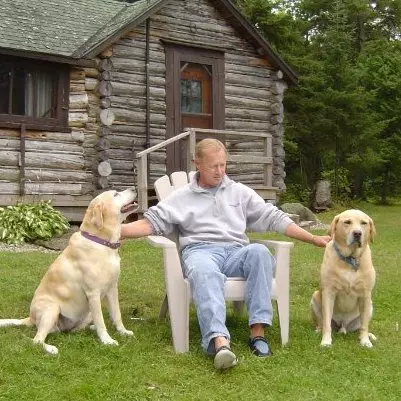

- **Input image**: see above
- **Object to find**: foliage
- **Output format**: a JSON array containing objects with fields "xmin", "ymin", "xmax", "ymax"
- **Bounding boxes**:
[
  {"xmin": 236, "ymin": 0, "xmax": 401, "ymax": 204},
  {"xmin": 0, "ymin": 201, "xmax": 69, "ymax": 244},
  {"xmin": 320, "ymin": 167, "xmax": 352, "ymax": 203}
]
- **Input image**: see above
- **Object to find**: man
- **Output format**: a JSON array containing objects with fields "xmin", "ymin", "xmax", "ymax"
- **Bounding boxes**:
[{"xmin": 121, "ymin": 138, "xmax": 330, "ymax": 370}]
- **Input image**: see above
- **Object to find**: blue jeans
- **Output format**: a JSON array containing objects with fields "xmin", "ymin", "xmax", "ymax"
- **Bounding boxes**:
[{"xmin": 180, "ymin": 242, "xmax": 275, "ymax": 353}]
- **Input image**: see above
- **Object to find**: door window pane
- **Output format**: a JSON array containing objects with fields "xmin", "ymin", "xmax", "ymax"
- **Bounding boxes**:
[{"xmin": 181, "ymin": 79, "xmax": 202, "ymax": 113}]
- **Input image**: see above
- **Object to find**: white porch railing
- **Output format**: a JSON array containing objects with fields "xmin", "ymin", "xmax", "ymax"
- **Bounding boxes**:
[{"xmin": 136, "ymin": 128, "xmax": 276, "ymax": 212}]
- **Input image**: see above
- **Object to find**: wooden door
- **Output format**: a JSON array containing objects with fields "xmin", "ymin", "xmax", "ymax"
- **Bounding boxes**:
[{"xmin": 165, "ymin": 45, "xmax": 225, "ymax": 173}]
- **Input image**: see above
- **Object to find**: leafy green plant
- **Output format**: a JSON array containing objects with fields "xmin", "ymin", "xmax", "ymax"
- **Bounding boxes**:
[{"xmin": 0, "ymin": 200, "xmax": 69, "ymax": 244}]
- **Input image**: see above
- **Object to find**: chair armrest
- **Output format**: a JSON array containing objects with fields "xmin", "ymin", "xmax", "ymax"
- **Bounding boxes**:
[
  {"xmin": 250, "ymin": 239, "xmax": 294, "ymax": 252},
  {"xmin": 147, "ymin": 235, "xmax": 177, "ymax": 249},
  {"xmin": 250, "ymin": 239, "xmax": 293, "ymax": 286}
]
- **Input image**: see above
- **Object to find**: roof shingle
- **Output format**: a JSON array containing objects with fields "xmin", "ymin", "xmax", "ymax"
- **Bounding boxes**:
[{"xmin": 0, "ymin": 0, "xmax": 161, "ymax": 59}]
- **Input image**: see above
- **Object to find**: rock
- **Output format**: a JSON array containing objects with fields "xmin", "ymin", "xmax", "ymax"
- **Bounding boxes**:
[
  {"xmin": 313, "ymin": 180, "xmax": 332, "ymax": 211},
  {"xmin": 34, "ymin": 225, "xmax": 80, "ymax": 251},
  {"xmin": 280, "ymin": 203, "xmax": 320, "ymax": 223}
]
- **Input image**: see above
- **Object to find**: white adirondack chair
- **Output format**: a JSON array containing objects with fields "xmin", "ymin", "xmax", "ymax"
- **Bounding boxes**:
[{"xmin": 147, "ymin": 171, "xmax": 294, "ymax": 353}]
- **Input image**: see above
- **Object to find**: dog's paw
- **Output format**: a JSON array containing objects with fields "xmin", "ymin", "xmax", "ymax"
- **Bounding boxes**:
[
  {"xmin": 99, "ymin": 334, "xmax": 119, "ymax": 346},
  {"xmin": 360, "ymin": 333, "xmax": 376, "ymax": 347},
  {"xmin": 320, "ymin": 335, "xmax": 332, "ymax": 347},
  {"xmin": 360, "ymin": 338, "xmax": 373, "ymax": 348},
  {"xmin": 320, "ymin": 341, "xmax": 332, "ymax": 347},
  {"xmin": 118, "ymin": 328, "xmax": 134, "ymax": 337},
  {"xmin": 43, "ymin": 344, "xmax": 59, "ymax": 355}
]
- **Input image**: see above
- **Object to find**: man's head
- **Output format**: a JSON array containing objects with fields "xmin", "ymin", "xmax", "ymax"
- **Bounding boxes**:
[{"xmin": 194, "ymin": 138, "xmax": 227, "ymax": 188}]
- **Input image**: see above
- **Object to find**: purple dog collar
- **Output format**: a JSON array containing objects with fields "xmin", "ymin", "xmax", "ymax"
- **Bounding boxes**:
[{"xmin": 80, "ymin": 231, "xmax": 121, "ymax": 249}]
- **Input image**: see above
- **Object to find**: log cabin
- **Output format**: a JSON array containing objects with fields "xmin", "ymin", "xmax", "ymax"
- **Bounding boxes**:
[{"xmin": 0, "ymin": 0, "xmax": 297, "ymax": 220}]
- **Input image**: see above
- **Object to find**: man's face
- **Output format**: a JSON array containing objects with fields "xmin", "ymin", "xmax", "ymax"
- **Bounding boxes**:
[{"xmin": 195, "ymin": 147, "xmax": 226, "ymax": 188}]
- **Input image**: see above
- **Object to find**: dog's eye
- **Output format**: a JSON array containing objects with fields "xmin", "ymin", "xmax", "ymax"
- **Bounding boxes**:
[
  {"xmin": 344, "ymin": 220, "xmax": 351, "ymax": 225},
  {"xmin": 361, "ymin": 221, "xmax": 368, "ymax": 225}
]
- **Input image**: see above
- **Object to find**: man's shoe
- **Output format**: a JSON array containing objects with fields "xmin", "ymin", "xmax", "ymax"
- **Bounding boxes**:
[
  {"xmin": 213, "ymin": 345, "xmax": 238, "ymax": 369},
  {"xmin": 248, "ymin": 336, "xmax": 273, "ymax": 357}
]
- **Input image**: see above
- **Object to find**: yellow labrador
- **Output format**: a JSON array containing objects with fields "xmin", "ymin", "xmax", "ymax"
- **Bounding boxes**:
[
  {"xmin": 310, "ymin": 209, "xmax": 377, "ymax": 347},
  {"xmin": 0, "ymin": 188, "xmax": 137, "ymax": 354}
]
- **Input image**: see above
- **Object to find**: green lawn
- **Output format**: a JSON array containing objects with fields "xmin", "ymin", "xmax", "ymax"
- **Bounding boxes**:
[{"xmin": 0, "ymin": 203, "xmax": 400, "ymax": 400}]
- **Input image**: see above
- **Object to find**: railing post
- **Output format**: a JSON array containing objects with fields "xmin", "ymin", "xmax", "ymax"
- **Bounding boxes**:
[
  {"xmin": 137, "ymin": 155, "xmax": 148, "ymax": 212},
  {"xmin": 186, "ymin": 129, "xmax": 196, "ymax": 172}
]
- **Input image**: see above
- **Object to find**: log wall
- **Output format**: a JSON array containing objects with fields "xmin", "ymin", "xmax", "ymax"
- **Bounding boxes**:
[
  {"xmin": 103, "ymin": 0, "xmax": 288, "ymax": 190},
  {"xmin": 0, "ymin": 0, "xmax": 289, "ymax": 218}
]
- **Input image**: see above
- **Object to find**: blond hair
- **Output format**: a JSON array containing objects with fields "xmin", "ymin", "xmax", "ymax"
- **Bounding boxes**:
[{"xmin": 195, "ymin": 138, "xmax": 227, "ymax": 160}]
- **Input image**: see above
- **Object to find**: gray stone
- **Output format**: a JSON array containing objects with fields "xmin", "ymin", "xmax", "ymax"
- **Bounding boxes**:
[
  {"xmin": 280, "ymin": 203, "xmax": 320, "ymax": 223},
  {"xmin": 313, "ymin": 180, "xmax": 332, "ymax": 211}
]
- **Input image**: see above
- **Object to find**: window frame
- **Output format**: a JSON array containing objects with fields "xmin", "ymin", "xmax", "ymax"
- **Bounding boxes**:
[{"xmin": 0, "ymin": 55, "xmax": 70, "ymax": 132}]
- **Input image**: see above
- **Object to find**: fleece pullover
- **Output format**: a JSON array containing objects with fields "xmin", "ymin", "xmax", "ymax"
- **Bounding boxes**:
[{"xmin": 144, "ymin": 173, "xmax": 294, "ymax": 250}]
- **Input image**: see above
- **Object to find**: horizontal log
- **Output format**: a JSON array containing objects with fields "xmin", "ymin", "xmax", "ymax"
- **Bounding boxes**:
[
  {"xmin": 225, "ymin": 95, "xmax": 271, "ymax": 110},
  {"xmin": 112, "ymin": 108, "xmax": 166, "ymax": 125},
  {"xmin": 98, "ymin": 161, "xmax": 112, "ymax": 177},
  {"xmin": 99, "ymin": 81, "xmax": 113, "ymax": 97},
  {"xmin": 225, "ymin": 85, "xmax": 272, "ymax": 101},
  {"xmin": 99, "ymin": 58, "xmax": 113, "ymax": 72},
  {"xmin": 100, "ymin": 97, "xmax": 111, "ymax": 109},
  {"xmin": 0, "ymin": 167, "xmax": 90, "ymax": 182},
  {"xmin": 100, "ymin": 47, "xmax": 113, "ymax": 59},
  {"xmin": 85, "ymin": 77, "xmax": 98, "ymax": 91},
  {"xmin": 70, "ymin": 69, "xmax": 85, "ymax": 80},
  {"xmin": 69, "ymin": 93, "xmax": 89, "ymax": 109},
  {"xmin": 0, "ymin": 138, "xmax": 83, "ymax": 154},
  {"xmin": 109, "ymin": 159, "xmax": 134, "ymax": 171},
  {"xmin": 0, "ymin": 194, "xmax": 93, "ymax": 207},
  {"xmin": 0, "ymin": 129, "xmax": 85, "ymax": 143},
  {"xmin": 100, "ymin": 109, "xmax": 115, "ymax": 126},
  {"xmin": 110, "ymin": 82, "xmax": 165, "ymax": 98},
  {"xmin": 105, "ymin": 71, "xmax": 165, "ymax": 87},
  {"xmin": 69, "ymin": 83, "xmax": 86, "ymax": 93},
  {"xmin": 84, "ymin": 67, "xmax": 100, "ymax": 78},
  {"xmin": 226, "ymin": 107, "xmax": 271, "ymax": 121},
  {"xmin": 69, "ymin": 111, "xmax": 89, "ymax": 126},
  {"xmin": 0, "ymin": 151, "xmax": 84, "ymax": 169},
  {"xmin": 109, "ymin": 96, "xmax": 166, "ymax": 112},
  {"xmin": 0, "ymin": 181, "xmax": 87, "ymax": 195}
]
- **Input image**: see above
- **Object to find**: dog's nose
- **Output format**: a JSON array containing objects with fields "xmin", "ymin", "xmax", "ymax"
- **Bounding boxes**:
[{"xmin": 353, "ymin": 230, "xmax": 362, "ymax": 239}]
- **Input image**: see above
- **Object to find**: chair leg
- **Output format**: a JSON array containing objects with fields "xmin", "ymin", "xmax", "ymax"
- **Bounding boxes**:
[
  {"xmin": 168, "ymin": 283, "xmax": 190, "ymax": 353},
  {"xmin": 159, "ymin": 294, "xmax": 169, "ymax": 319},
  {"xmin": 276, "ymin": 295, "xmax": 289, "ymax": 345}
]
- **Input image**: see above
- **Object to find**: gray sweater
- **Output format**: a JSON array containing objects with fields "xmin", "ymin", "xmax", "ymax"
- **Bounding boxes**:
[{"xmin": 144, "ymin": 174, "xmax": 293, "ymax": 249}]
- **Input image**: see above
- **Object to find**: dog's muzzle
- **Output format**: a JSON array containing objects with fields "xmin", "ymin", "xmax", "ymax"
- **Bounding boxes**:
[{"xmin": 352, "ymin": 230, "xmax": 362, "ymax": 246}]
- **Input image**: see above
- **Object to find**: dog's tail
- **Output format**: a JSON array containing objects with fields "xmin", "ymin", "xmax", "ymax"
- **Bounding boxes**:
[{"xmin": 0, "ymin": 317, "xmax": 33, "ymax": 328}]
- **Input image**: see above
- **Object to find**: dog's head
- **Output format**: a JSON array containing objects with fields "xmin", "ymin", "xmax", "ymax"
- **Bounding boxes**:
[
  {"xmin": 80, "ymin": 187, "xmax": 138, "ymax": 237},
  {"xmin": 328, "ymin": 209, "xmax": 376, "ymax": 249}
]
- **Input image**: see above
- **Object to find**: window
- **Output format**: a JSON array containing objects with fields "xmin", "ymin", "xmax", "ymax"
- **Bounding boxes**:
[
  {"xmin": 0, "ymin": 56, "xmax": 69, "ymax": 131},
  {"xmin": 180, "ymin": 62, "xmax": 213, "ymax": 129}
]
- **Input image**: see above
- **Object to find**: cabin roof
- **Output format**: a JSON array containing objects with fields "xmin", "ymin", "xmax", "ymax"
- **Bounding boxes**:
[{"xmin": 0, "ymin": 0, "xmax": 297, "ymax": 84}]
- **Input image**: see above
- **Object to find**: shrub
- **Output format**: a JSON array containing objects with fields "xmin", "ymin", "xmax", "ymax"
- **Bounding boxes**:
[{"xmin": 0, "ymin": 200, "xmax": 69, "ymax": 244}]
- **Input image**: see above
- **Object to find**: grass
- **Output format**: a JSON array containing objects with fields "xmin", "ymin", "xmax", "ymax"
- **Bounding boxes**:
[{"xmin": 0, "ymin": 203, "xmax": 400, "ymax": 400}]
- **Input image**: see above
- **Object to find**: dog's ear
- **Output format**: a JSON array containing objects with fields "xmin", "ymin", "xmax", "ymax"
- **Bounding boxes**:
[
  {"xmin": 328, "ymin": 215, "xmax": 340, "ymax": 238},
  {"xmin": 369, "ymin": 217, "xmax": 376, "ymax": 243},
  {"xmin": 90, "ymin": 202, "xmax": 104, "ymax": 230}
]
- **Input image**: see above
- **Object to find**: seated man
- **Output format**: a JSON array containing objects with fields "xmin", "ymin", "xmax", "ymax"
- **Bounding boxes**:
[{"xmin": 121, "ymin": 138, "xmax": 330, "ymax": 369}]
